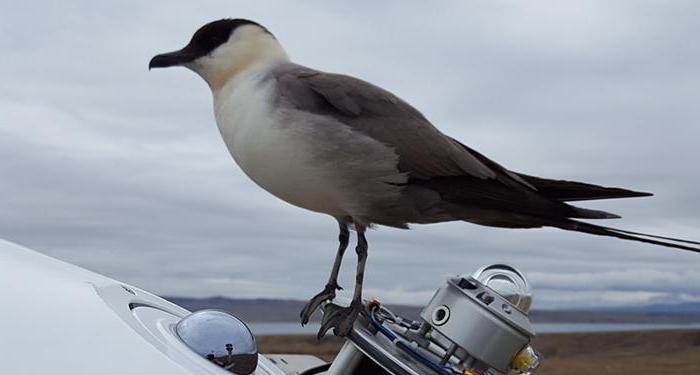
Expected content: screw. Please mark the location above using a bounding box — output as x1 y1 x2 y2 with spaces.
502 304 512 314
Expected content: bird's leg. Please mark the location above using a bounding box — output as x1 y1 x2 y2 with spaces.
300 222 350 325
317 224 367 338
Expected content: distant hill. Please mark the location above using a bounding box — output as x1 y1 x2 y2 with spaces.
163 296 700 324
163 296 422 322
609 302 700 314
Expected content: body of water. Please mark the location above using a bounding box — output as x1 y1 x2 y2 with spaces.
248 322 700 336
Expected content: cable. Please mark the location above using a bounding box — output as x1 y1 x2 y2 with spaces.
368 305 459 375
376 305 421 330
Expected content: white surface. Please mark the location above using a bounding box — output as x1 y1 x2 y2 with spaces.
265 355 327 374
0 239 285 375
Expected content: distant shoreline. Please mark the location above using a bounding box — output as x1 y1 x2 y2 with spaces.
164 296 700 324
246 321 700 336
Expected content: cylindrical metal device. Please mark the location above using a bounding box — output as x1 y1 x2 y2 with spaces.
419 264 535 374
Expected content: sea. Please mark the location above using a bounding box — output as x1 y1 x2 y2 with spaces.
248 322 700 336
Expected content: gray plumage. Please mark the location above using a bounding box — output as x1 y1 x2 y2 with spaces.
270 63 643 230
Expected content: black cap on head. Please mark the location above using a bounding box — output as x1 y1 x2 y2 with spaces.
149 19 269 69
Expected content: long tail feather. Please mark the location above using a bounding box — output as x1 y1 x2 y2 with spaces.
552 220 700 253
607 227 700 246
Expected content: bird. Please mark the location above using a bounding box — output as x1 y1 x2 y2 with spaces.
150 19 700 338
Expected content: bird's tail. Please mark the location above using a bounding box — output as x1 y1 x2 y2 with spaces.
550 219 700 253
515 173 653 202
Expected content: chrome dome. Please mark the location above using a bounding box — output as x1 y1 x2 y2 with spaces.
175 310 258 374
472 264 532 313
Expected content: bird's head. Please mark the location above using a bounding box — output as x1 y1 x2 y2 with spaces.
149 19 288 90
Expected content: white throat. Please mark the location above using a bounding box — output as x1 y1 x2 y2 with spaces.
187 25 289 91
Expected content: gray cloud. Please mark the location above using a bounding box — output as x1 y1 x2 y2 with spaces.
1 0 698 310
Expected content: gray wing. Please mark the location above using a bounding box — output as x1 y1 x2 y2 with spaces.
272 63 533 189
270 63 639 226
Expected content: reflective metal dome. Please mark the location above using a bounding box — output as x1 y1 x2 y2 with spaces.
175 310 258 374
472 264 532 313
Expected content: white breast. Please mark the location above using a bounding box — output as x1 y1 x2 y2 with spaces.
212 65 407 223
213 68 349 216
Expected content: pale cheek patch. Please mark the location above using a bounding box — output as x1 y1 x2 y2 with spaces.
192 28 288 91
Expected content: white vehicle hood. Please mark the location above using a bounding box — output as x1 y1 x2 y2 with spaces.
0 239 283 375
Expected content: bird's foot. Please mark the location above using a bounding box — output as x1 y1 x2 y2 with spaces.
300 283 342 325
316 300 363 339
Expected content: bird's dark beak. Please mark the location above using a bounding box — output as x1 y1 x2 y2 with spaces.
149 49 196 70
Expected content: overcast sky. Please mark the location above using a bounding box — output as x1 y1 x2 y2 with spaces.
1 1 699 310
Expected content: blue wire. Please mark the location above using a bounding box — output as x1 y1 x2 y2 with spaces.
368 306 458 375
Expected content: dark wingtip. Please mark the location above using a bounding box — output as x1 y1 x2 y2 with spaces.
573 206 622 219
622 190 654 198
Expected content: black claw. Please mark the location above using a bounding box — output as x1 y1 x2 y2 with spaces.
328 282 343 291
316 301 363 339
299 284 339 325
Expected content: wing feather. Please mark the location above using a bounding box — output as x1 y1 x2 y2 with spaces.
270 63 628 224
273 64 526 185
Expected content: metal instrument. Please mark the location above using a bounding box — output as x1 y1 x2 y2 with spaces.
326 264 542 375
